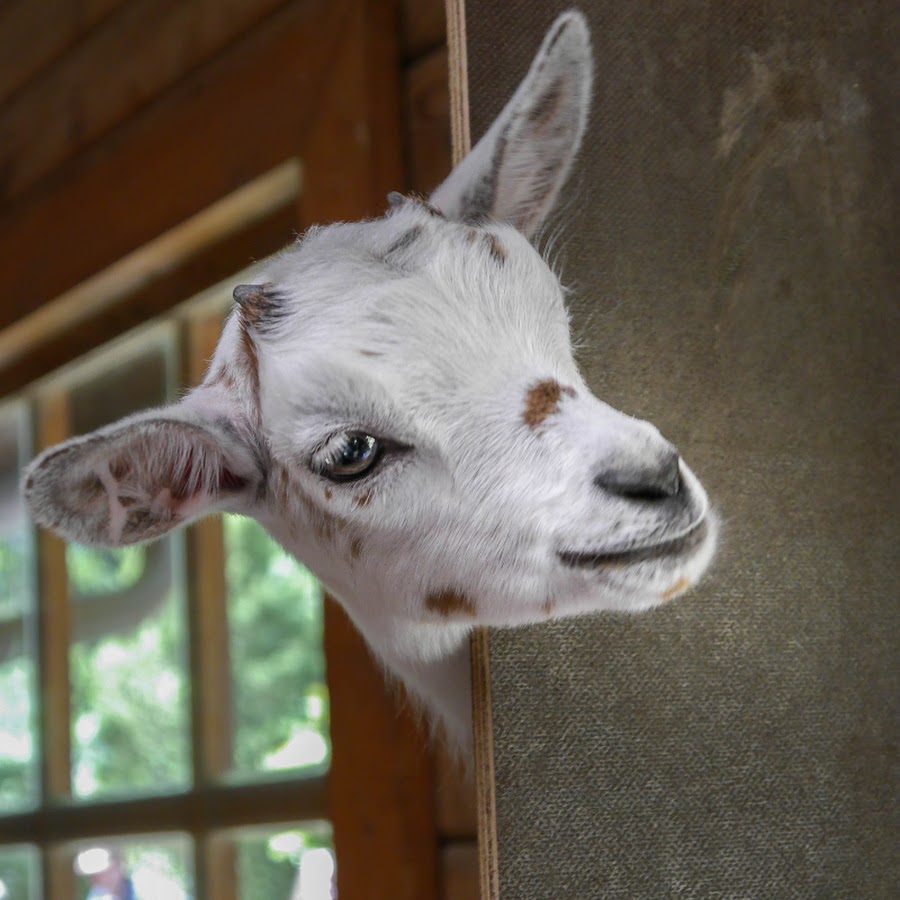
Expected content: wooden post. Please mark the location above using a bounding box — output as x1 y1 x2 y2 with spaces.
34 390 76 900
182 313 237 900
300 2 440 897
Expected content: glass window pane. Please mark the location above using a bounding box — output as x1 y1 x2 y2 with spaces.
62 332 192 799
0 845 40 900
72 835 192 900
0 404 37 814
225 516 330 779
222 822 334 900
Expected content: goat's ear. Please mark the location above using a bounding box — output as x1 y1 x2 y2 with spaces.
23 399 265 548
430 10 592 238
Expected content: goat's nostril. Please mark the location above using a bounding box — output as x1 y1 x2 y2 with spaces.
594 453 682 501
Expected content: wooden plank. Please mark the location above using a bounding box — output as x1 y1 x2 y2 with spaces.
434 742 477 840
0 163 299 399
0 0 346 334
200 833 238 900
183 315 235 785
43 843 76 900
303 5 443 896
0 0 293 203
34 391 73 803
0 776 329 844
325 602 439 900
185 314 237 900
302 5 439 892
404 46 452 194
441 842 479 900
0 0 126 107
400 0 446 59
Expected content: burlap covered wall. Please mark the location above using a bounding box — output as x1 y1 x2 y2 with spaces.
465 2 898 896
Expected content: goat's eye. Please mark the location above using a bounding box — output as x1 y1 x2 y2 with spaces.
318 433 383 482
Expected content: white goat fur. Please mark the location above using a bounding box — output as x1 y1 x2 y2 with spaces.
23 12 717 755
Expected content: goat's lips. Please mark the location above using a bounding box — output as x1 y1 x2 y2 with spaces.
558 520 709 568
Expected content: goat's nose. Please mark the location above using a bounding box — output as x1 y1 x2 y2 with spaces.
594 449 682 501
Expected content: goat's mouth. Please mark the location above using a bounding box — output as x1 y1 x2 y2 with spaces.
558 519 710 569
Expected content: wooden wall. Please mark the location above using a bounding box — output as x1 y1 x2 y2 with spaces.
0 0 476 897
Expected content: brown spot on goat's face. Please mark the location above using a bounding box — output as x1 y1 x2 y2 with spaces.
425 589 477 618
350 537 363 560
324 489 333 501
354 491 373 509
523 380 576 430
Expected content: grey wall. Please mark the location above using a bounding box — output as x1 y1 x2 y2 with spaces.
467 2 899 896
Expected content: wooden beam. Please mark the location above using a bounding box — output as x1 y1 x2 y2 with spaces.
441 842 479 900
434 743 477 840
183 315 235 781
0 0 127 107
0 0 346 334
183 311 238 900
0 0 294 203
0 162 299 399
404 46 452 195
400 0 446 60
34 391 73 804
0 776 329 844
304 8 439 895
307 5 441 846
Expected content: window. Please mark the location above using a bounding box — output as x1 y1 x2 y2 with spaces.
0 287 334 900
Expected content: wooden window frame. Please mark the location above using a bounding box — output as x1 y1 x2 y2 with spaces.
0 2 439 898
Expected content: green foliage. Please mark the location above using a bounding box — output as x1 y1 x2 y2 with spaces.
70 580 191 799
224 515 329 775
0 529 36 813
0 846 37 900
67 545 145 596
0 535 29 621
0 513 332 898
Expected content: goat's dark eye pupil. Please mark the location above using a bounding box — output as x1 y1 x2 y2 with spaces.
324 432 383 481
341 435 374 466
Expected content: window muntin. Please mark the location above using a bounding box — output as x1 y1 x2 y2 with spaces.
0 287 332 897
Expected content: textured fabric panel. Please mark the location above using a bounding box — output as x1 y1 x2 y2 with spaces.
466 1 899 897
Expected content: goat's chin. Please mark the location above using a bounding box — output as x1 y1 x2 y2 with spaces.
573 511 719 613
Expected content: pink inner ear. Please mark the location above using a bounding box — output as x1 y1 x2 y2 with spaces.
163 447 246 503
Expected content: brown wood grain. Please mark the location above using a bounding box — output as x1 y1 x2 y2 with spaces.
34 390 73 804
0 776 329 843
400 0 446 59
434 741 477 840
0 0 127 107
0 0 345 334
404 46 452 194
0 192 295 399
441 842 480 900
183 315 234 784
303 3 440 896
0 0 293 203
